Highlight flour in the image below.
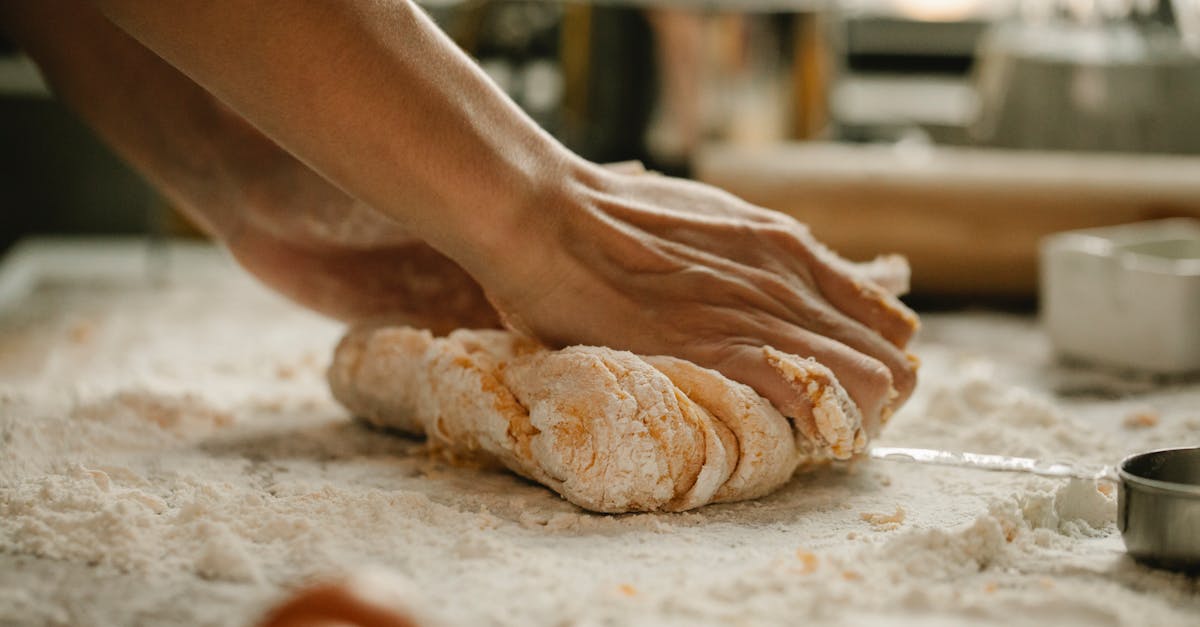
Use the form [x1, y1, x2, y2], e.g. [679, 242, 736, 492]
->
[1, 245, 1198, 626]
[1034, 478, 1116, 536]
[846, 478, 1114, 587]
[894, 361, 1117, 460]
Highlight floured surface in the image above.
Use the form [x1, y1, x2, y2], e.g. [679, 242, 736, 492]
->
[1, 240, 1199, 626]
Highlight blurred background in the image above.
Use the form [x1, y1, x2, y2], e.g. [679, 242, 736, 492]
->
[3, 0, 1200, 306]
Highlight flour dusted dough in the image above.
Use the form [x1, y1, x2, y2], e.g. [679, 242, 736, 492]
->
[328, 326, 868, 513]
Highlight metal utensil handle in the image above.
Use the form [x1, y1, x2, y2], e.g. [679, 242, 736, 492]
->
[869, 446, 1117, 482]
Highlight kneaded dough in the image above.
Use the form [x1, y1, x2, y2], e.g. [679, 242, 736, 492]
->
[328, 326, 869, 513]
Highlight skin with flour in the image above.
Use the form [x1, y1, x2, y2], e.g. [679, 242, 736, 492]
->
[0, 0, 919, 436]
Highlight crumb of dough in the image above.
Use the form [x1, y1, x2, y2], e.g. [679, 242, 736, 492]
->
[68, 321, 95, 344]
[76, 390, 235, 432]
[617, 584, 637, 597]
[253, 399, 285, 413]
[1122, 410, 1159, 429]
[795, 550, 820, 574]
[861, 506, 906, 530]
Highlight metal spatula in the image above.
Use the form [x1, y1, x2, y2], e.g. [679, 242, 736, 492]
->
[869, 446, 1116, 482]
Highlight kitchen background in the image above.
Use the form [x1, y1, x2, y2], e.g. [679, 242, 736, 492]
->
[3, 0, 1200, 305]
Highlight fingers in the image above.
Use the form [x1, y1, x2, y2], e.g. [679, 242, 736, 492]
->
[602, 160, 647, 175]
[760, 226, 918, 349]
[851, 255, 911, 297]
[627, 209, 918, 354]
[717, 259, 916, 416]
[501, 170, 920, 445]
[595, 183, 916, 354]
[791, 299, 917, 413]
[763, 346, 869, 458]
[747, 225, 918, 413]
[797, 254, 920, 413]
[621, 225, 917, 418]
[700, 336, 888, 454]
[807, 254, 918, 349]
[750, 321, 898, 437]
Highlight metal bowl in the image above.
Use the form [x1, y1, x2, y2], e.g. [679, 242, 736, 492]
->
[1118, 446, 1200, 572]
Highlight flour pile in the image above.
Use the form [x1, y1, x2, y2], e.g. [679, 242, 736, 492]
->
[1, 243, 1198, 626]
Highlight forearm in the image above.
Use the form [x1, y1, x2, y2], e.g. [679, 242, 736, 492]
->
[2, 0, 504, 325]
[89, 0, 584, 279]
[0, 1, 264, 238]
[1, 0, 422, 251]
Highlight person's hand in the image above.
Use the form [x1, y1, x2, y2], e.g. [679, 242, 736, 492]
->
[206, 120, 501, 334]
[221, 162, 652, 332]
[480, 163, 919, 436]
[225, 194, 499, 334]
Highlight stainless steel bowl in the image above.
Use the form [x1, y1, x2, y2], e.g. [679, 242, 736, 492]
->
[1118, 446, 1200, 572]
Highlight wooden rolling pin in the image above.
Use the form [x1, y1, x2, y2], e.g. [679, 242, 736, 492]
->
[695, 142, 1200, 297]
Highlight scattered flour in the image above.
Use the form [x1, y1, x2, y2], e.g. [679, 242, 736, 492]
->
[1, 244, 1198, 626]
[891, 361, 1117, 461]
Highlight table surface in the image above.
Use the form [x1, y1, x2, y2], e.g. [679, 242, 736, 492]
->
[1, 238, 1198, 627]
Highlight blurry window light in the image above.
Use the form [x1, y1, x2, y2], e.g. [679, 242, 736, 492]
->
[889, 0, 985, 21]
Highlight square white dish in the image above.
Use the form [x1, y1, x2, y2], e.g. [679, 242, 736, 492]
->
[1040, 218, 1200, 374]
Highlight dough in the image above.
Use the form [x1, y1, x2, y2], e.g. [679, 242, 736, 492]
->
[328, 326, 869, 513]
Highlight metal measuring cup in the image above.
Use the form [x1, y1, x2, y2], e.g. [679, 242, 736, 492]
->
[870, 445, 1200, 572]
[1118, 446, 1200, 572]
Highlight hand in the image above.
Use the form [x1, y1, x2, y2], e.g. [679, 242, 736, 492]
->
[482, 163, 919, 436]
[222, 168, 501, 334]
[221, 161, 651, 331]
[227, 225, 501, 334]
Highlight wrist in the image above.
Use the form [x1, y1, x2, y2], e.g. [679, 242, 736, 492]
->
[443, 150, 603, 295]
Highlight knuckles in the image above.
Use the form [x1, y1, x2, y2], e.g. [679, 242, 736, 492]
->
[753, 221, 812, 253]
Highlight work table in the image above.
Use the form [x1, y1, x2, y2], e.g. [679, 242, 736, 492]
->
[1, 239, 1197, 626]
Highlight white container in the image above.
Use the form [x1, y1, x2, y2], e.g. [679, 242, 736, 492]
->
[1040, 219, 1200, 374]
